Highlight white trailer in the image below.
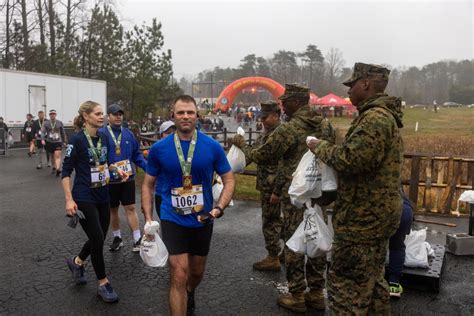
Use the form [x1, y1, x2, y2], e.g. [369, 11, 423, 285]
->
[0, 69, 106, 128]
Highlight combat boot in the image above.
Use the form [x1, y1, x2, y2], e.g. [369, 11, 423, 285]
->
[277, 292, 306, 313]
[252, 255, 280, 271]
[304, 289, 325, 310]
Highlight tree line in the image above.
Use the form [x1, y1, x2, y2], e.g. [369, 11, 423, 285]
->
[181, 46, 473, 105]
[0, 0, 181, 120]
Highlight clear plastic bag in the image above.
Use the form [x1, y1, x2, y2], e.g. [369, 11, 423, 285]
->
[212, 175, 233, 206]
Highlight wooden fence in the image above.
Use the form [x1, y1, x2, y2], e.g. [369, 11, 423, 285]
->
[138, 128, 474, 216]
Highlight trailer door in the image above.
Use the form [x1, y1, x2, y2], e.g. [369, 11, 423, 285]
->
[29, 85, 46, 115]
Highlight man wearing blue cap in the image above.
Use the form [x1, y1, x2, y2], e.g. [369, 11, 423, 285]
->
[100, 104, 147, 252]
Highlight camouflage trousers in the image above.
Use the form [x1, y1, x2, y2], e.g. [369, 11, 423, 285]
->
[327, 238, 390, 315]
[281, 197, 326, 294]
[261, 192, 283, 257]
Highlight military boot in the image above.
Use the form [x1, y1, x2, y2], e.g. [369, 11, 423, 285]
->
[305, 289, 325, 310]
[277, 292, 306, 313]
[252, 255, 281, 271]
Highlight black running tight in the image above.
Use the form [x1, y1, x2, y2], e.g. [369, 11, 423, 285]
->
[76, 201, 110, 280]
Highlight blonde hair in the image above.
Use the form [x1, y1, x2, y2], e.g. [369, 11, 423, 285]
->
[73, 101, 101, 131]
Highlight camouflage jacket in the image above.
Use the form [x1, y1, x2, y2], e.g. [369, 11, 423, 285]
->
[247, 122, 281, 193]
[242, 105, 335, 198]
[314, 93, 404, 243]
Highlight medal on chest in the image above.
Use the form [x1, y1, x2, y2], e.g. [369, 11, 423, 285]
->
[115, 146, 121, 156]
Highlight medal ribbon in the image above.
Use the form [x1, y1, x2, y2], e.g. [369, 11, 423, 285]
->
[107, 125, 122, 152]
[84, 128, 102, 165]
[174, 130, 197, 177]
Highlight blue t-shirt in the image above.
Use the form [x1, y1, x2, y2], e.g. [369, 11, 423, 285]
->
[99, 125, 147, 183]
[62, 130, 110, 203]
[146, 131, 231, 227]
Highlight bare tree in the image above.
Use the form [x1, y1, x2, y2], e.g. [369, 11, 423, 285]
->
[46, 0, 56, 69]
[325, 47, 345, 93]
[1, 0, 17, 68]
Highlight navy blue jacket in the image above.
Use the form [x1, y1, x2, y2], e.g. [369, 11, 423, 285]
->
[61, 130, 110, 203]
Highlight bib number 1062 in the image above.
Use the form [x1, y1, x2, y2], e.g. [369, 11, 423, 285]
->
[174, 195, 198, 208]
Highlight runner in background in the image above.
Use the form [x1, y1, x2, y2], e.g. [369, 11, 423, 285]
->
[41, 109, 67, 177]
[99, 104, 147, 252]
[33, 111, 50, 169]
[22, 113, 36, 156]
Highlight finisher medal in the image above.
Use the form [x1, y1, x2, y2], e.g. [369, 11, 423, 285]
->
[183, 175, 193, 191]
[115, 146, 121, 156]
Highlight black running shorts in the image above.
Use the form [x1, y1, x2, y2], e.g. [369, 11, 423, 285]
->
[109, 180, 136, 208]
[46, 142, 62, 153]
[160, 220, 213, 256]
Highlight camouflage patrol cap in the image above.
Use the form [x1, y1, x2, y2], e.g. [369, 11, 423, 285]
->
[278, 83, 310, 101]
[259, 101, 280, 117]
[342, 62, 391, 87]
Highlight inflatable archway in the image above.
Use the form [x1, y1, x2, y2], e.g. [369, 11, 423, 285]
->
[214, 77, 284, 112]
[214, 76, 318, 112]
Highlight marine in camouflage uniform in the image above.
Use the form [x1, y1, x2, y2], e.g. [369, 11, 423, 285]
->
[246, 101, 283, 271]
[233, 84, 335, 313]
[311, 63, 404, 315]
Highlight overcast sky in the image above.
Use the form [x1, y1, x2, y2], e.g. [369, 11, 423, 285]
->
[119, 0, 473, 78]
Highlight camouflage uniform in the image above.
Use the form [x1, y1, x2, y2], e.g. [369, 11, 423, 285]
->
[240, 85, 335, 295]
[313, 63, 404, 315]
[250, 117, 283, 257]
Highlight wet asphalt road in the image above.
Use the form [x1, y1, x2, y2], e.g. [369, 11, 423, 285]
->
[0, 148, 473, 315]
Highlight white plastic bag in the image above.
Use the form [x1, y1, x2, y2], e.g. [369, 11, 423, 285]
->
[212, 175, 233, 206]
[286, 217, 306, 254]
[454, 190, 474, 216]
[288, 150, 319, 207]
[140, 221, 168, 267]
[404, 228, 429, 268]
[227, 127, 246, 173]
[286, 205, 334, 257]
[304, 205, 334, 258]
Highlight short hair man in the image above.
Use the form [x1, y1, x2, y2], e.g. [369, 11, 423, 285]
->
[100, 104, 148, 252]
[232, 84, 335, 313]
[308, 62, 404, 314]
[41, 109, 67, 177]
[141, 95, 235, 316]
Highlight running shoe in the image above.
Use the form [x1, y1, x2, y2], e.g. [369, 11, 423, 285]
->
[389, 282, 403, 298]
[47, 162, 51, 167]
[109, 236, 123, 252]
[28, 152, 32, 157]
[97, 283, 119, 303]
[66, 257, 87, 285]
[36, 163, 42, 169]
[132, 237, 142, 252]
[56, 169, 61, 178]
[51, 167, 56, 174]
[186, 290, 195, 316]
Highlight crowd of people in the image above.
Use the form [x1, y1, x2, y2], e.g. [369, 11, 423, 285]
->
[5, 61, 414, 315]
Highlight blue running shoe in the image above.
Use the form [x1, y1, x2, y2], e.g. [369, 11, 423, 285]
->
[66, 257, 87, 285]
[97, 283, 119, 303]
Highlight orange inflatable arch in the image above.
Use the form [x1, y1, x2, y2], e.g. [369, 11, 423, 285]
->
[214, 76, 318, 112]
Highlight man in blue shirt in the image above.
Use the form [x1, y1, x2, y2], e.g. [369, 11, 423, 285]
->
[142, 95, 235, 316]
[100, 104, 147, 252]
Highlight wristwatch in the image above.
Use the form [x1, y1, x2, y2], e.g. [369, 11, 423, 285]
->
[213, 206, 224, 218]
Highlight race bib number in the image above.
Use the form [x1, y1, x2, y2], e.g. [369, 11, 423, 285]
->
[171, 185, 204, 215]
[90, 164, 110, 188]
[51, 132, 59, 140]
[26, 127, 32, 133]
[115, 159, 133, 176]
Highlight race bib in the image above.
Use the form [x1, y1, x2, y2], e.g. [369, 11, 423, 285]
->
[90, 164, 110, 188]
[51, 132, 59, 140]
[26, 127, 32, 133]
[171, 185, 204, 215]
[115, 159, 133, 176]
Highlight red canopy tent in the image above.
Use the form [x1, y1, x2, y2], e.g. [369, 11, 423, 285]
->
[316, 93, 353, 107]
